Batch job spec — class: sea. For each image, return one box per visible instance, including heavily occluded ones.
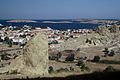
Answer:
[0,20,101,30]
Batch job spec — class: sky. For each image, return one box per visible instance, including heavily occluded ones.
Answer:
[0,0,120,19]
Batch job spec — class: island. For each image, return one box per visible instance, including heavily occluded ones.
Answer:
[42,21,72,23]
[7,20,37,23]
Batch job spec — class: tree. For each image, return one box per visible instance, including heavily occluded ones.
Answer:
[52,40,58,44]
[104,48,109,53]
[77,56,84,60]
[109,50,115,56]
[56,52,62,59]
[1,53,10,60]
[49,55,58,60]
[81,64,86,69]
[89,40,92,44]
[0,36,3,42]
[81,64,90,72]
[4,36,9,43]
[103,48,109,57]
[92,56,100,62]
[19,34,26,38]
[70,35,73,38]
[86,39,89,43]
[69,66,74,71]
[77,59,84,66]
[8,39,13,47]
[65,53,75,61]
[48,66,54,73]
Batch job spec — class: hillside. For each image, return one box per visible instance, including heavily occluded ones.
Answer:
[54,24,120,51]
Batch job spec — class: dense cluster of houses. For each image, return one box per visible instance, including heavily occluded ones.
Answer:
[0,25,93,48]
[47,29,93,48]
[0,25,34,45]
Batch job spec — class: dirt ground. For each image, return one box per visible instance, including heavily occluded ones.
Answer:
[49,46,120,72]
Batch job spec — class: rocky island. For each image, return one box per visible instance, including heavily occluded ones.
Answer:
[42,21,72,23]
[7,20,37,23]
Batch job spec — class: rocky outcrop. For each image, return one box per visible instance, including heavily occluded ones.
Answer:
[22,32,48,75]
[55,25,120,51]
[0,32,48,76]
[108,24,120,33]
[96,26,110,36]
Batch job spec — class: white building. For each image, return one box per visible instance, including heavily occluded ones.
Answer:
[13,38,26,44]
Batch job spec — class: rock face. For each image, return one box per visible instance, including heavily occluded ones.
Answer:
[22,32,48,75]
[0,32,48,76]
[96,26,110,36]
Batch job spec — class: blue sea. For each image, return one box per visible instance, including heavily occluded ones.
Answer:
[0,20,101,30]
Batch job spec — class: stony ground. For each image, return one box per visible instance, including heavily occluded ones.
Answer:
[49,46,120,72]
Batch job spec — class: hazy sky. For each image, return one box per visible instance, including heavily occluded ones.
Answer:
[0,0,120,19]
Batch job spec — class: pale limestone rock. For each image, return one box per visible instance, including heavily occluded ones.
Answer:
[0,32,48,76]
[22,32,48,75]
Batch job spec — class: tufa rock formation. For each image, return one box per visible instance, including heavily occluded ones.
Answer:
[0,32,48,76]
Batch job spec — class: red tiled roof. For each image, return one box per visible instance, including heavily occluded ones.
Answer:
[15,38,25,39]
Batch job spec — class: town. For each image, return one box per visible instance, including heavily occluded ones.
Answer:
[0,25,93,49]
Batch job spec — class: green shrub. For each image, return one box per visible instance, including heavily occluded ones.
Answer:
[65,53,75,61]
[51,40,58,44]
[92,56,100,62]
[4,36,9,43]
[77,59,84,66]
[85,39,92,44]
[0,36,3,42]
[48,66,54,73]
[103,48,109,57]
[109,50,115,56]
[1,53,10,60]
[81,64,90,72]
[77,57,84,60]
[64,68,69,71]
[56,67,69,72]
[69,66,74,71]
[104,66,117,72]
[8,39,13,47]
[49,55,58,60]
[99,60,120,64]
[56,60,76,63]
[86,39,89,43]
[19,34,26,38]
[89,40,92,44]
[57,52,62,58]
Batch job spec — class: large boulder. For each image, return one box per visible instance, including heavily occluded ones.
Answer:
[0,32,48,76]
[22,32,48,75]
